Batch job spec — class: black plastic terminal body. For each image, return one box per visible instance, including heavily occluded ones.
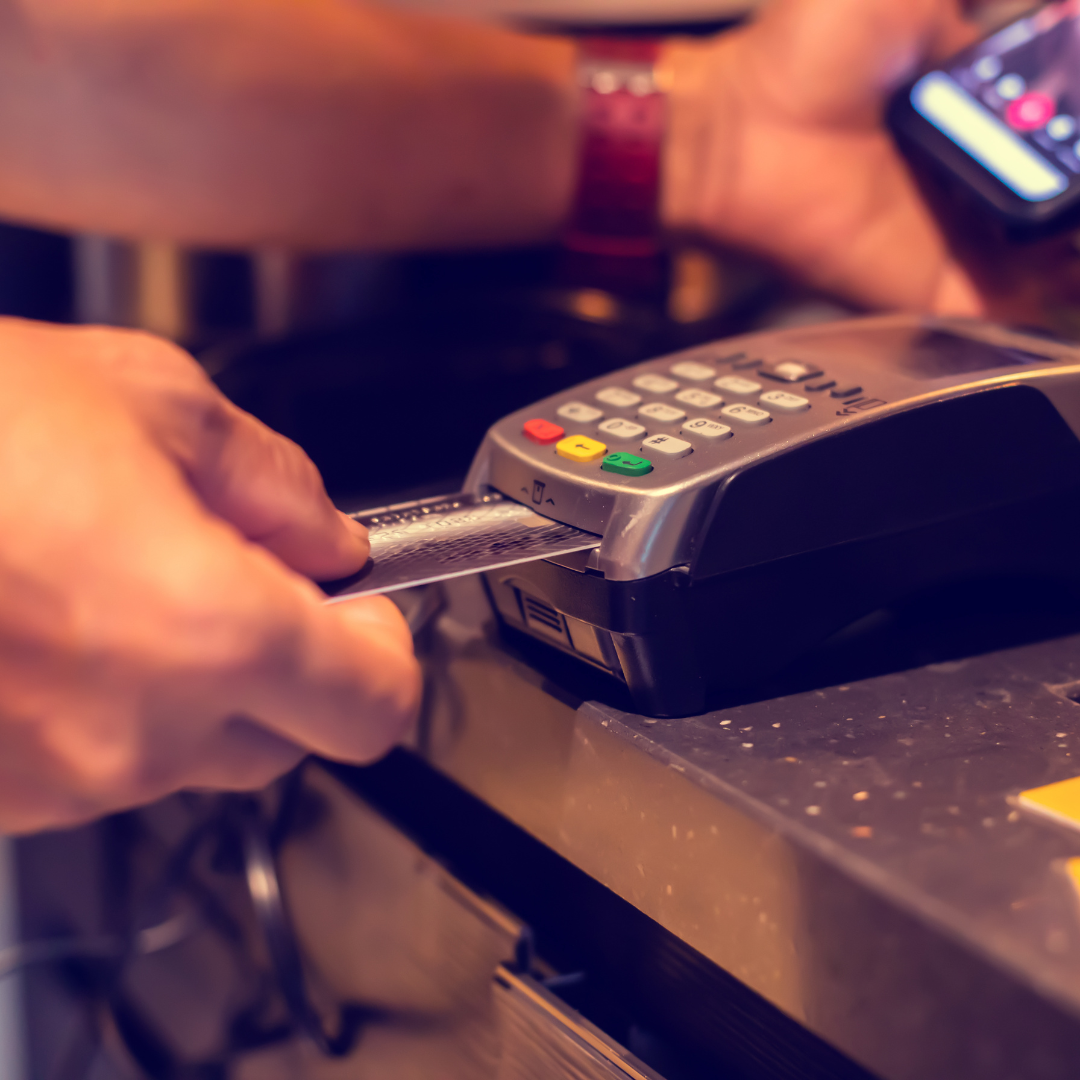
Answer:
[485,386,1080,717]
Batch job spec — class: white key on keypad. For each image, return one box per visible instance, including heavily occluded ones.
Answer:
[557,401,604,423]
[721,403,772,426]
[598,417,647,440]
[633,373,679,394]
[596,386,642,408]
[670,360,716,381]
[642,433,693,459]
[639,401,686,424]
[675,388,723,409]
[759,389,810,413]
[714,375,762,395]
[682,418,733,440]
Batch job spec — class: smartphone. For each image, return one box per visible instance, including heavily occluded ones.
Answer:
[888,1,1080,236]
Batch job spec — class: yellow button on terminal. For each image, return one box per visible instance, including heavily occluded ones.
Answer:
[556,435,607,463]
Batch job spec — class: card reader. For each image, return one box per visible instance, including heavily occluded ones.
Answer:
[465,314,1080,717]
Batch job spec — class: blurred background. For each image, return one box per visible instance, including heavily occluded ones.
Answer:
[0,0,1042,514]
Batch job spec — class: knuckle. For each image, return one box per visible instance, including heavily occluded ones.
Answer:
[191,392,239,452]
[33,709,144,800]
[74,323,175,364]
[107,540,284,684]
[256,420,321,486]
[75,324,217,400]
[158,588,277,679]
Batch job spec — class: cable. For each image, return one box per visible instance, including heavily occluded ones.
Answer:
[24,768,375,1079]
[0,910,202,982]
[228,792,374,1058]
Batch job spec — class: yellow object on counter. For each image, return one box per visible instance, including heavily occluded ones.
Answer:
[1018,775,1080,831]
[1064,857,1080,899]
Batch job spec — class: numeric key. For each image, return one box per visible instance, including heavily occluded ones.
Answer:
[721,403,771,426]
[639,402,686,423]
[641,434,693,459]
[759,390,810,413]
[675,388,723,409]
[670,360,716,381]
[633,373,679,394]
[598,418,647,440]
[557,401,604,423]
[682,418,732,440]
[715,375,762,395]
[596,386,642,408]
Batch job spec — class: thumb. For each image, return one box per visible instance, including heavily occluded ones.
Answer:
[236,589,422,764]
[193,404,371,580]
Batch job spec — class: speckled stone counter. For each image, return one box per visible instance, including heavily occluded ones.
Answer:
[401,575,1080,1080]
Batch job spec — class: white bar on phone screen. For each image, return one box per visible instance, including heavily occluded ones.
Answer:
[912,71,1068,202]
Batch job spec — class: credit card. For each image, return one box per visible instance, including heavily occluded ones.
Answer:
[322,492,600,601]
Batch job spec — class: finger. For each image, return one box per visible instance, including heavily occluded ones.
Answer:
[22,722,307,829]
[28,549,418,822]
[73,324,370,580]
[333,592,416,654]
[153,593,417,797]
[708,78,984,313]
[179,716,307,792]
[790,136,984,313]
[208,560,422,766]
[196,405,371,580]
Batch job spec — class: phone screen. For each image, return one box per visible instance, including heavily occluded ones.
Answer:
[909,1,1080,204]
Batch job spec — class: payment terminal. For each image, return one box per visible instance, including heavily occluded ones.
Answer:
[466,314,1080,716]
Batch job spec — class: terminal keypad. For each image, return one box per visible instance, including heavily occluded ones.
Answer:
[520,349,868,483]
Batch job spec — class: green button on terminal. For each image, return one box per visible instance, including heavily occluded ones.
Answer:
[601,452,653,477]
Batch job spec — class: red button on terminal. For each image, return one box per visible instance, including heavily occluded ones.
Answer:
[523,418,564,445]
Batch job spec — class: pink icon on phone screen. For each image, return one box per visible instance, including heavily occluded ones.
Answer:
[1006,91,1056,131]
